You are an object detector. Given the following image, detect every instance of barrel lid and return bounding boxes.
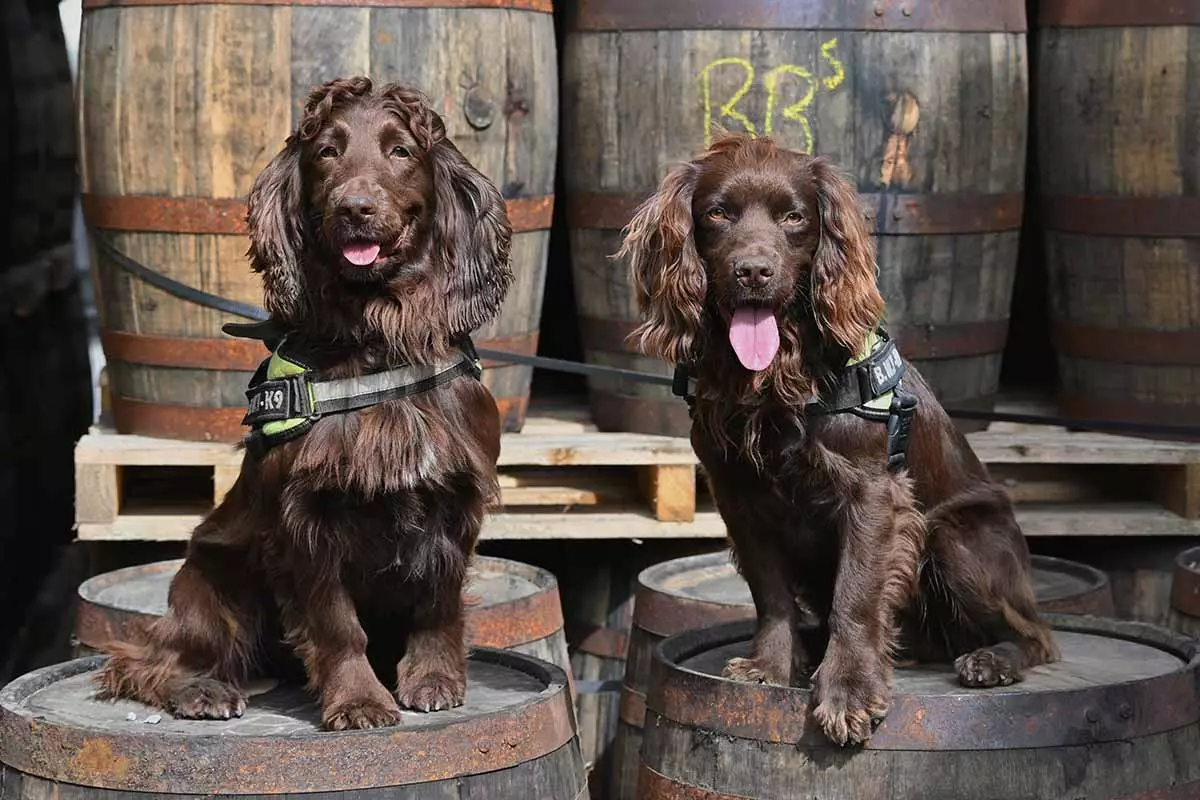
[0,649,575,793]
[1029,553,1110,604]
[633,552,754,636]
[647,615,1200,751]
[75,555,563,650]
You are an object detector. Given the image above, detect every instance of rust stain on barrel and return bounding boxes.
[70,739,131,781]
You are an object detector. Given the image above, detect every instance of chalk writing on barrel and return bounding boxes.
[699,38,847,153]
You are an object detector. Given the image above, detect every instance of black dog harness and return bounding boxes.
[672,327,919,471]
[222,320,483,459]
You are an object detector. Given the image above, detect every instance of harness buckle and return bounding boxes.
[886,385,919,472]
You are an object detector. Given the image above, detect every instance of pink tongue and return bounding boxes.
[728,306,780,371]
[342,243,381,266]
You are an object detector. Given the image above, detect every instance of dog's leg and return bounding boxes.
[722,524,807,686]
[93,499,262,718]
[925,504,1060,688]
[393,487,479,712]
[274,560,403,731]
[812,475,925,747]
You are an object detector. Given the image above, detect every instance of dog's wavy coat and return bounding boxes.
[93,77,513,731]
[618,133,1058,746]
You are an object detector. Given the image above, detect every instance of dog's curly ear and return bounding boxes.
[616,161,705,364]
[246,139,306,324]
[809,158,884,354]
[430,134,514,335]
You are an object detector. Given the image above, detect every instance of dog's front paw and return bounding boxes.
[722,656,788,686]
[811,664,891,747]
[955,646,1021,688]
[323,696,403,731]
[164,677,247,720]
[396,671,466,712]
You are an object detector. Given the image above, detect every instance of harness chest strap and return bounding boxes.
[224,322,483,457]
[671,327,918,471]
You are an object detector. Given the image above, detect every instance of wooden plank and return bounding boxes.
[76,418,1200,471]
[212,465,241,507]
[73,463,120,526]
[638,464,697,522]
[74,424,702,467]
[1155,463,1200,519]
[73,503,1200,543]
[967,431,1200,464]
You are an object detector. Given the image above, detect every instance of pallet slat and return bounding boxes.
[73,402,1200,542]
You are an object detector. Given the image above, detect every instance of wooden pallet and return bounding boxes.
[74,398,1200,542]
[74,404,699,541]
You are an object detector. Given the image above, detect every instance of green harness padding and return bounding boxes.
[672,326,918,471]
[223,320,483,458]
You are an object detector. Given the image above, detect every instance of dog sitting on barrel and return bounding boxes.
[91,76,513,731]
[617,133,1059,747]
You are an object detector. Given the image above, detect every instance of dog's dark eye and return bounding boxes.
[318,146,339,159]
[391,145,411,159]
[783,211,806,225]
[707,207,727,220]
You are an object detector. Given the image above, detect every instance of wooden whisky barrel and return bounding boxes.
[79,0,557,441]
[1170,544,1200,638]
[0,650,586,799]
[563,0,1027,436]
[1036,4,1200,437]
[639,615,1200,799]
[1031,553,1115,616]
[609,550,1116,800]
[74,555,574,689]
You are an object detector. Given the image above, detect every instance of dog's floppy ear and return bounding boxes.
[246,139,306,324]
[246,77,377,325]
[809,157,884,354]
[429,132,514,335]
[617,161,706,364]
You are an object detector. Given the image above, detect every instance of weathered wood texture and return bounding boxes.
[638,615,1200,799]
[71,554,576,693]
[0,651,586,799]
[78,2,557,442]
[562,2,1028,436]
[609,550,1114,800]
[552,540,720,799]
[1036,12,1200,438]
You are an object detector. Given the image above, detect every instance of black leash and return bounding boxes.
[94,233,1200,440]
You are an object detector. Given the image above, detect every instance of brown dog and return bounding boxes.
[93,77,513,731]
[618,133,1059,747]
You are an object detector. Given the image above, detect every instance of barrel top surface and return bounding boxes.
[648,616,1200,750]
[641,552,751,607]
[78,555,552,615]
[1029,554,1108,603]
[0,650,574,793]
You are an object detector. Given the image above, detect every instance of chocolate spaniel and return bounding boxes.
[93,77,513,730]
[618,134,1059,746]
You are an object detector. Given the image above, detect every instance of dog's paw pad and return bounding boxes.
[164,678,247,720]
[812,694,887,747]
[397,673,465,713]
[323,698,402,731]
[955,648,1019,688]
[723,657,767,684]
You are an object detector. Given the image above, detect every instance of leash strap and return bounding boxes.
[99,235,1200,439]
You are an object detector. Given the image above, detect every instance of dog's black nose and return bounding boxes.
[734,260,775,288]
[339,195,378,221]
